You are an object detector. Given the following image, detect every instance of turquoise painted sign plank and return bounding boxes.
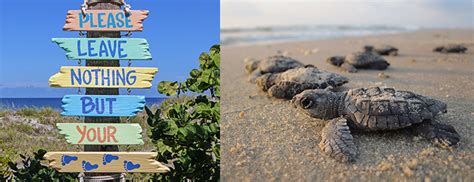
[57,123,144,145]
[52,38,152,60]
[61,95,145,117]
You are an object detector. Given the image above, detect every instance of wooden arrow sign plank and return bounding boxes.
[56,123,143,145]
[63,10,149,31]
[44,152,170,173]
[52,38,152,60]
[61,95,145,117]
[49,66,158,88]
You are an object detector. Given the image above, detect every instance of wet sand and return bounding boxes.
[221,29,474,181]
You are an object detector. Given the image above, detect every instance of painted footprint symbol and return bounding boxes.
[61,155,78,166]
[82,160,99,172]
[102,154,119,165]
[123,160,140,171]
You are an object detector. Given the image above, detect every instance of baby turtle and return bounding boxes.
[291,87,460,162]
[255,67,349,99]
[327,49,390,73]
[433,44,467,53]
[244,55,311,83]
[365,45,399,56]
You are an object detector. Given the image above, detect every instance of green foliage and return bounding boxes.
[0,140,16,180]
[147,45,220,181]
[158,44,220,97]
[3,149,76,182]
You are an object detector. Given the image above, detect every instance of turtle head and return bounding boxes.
[291,89,338,119]
[363,45,374,52]
[326,56,345,66]
[244,58,261,74]
[255,73,274,91]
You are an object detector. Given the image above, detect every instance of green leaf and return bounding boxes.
[144,106,154,117]
[158,81,179,96]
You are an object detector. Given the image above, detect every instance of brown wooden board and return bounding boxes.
[63,10,149,31]
[44,152,170,173]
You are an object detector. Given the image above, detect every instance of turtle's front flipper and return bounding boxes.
[268,81,303,99]
[340,63,358,73]
[319,118,357,162]
[412,120,460,148]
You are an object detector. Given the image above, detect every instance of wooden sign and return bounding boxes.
[63,10,149,31]
[52,38,152,60]
[49,66,157,88]
[61,95,145,117]
[44,152,170,173]
[57,123,143,145]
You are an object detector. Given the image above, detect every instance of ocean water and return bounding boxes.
[0,98,167,110]
[221,25,419,46]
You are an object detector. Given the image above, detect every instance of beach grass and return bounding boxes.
[0,106,160,162]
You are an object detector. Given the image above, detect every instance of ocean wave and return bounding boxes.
[221,24,419,46]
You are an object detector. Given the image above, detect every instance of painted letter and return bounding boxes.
[99,40,109,57]
[107,13,116,28]
[107,126,118,143]
[79,13,89,28]
[97,13,106,28]
[76,125,87,144]
[88,40,97,57]
[81,96,95,114]
[116,12,125,28]
[77,40,87,56]
[118,40,128,58]
[106,98,117,114]
[95,98,105,114]
[90,13,97,28]
[70,68,82,86]
[108,40,117,57]
[97,127,107,143]
[83,69,92,85]
[126,70,137,85]
[125,16,133,28]
[86,128,97,141]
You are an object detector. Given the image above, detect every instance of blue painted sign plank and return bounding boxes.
[61,95,145,117]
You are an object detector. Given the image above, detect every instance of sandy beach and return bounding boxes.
[221,29,474,181]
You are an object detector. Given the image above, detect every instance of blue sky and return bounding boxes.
[0,0,219,98]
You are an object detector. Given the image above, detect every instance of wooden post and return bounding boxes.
[84,0,123,180]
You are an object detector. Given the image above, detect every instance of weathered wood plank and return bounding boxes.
[49,66,158,88]
[44,152,170,173]
[56,123,143,145]
[61,95,145,117]
[63,10,149,31]
[52,38,152,60]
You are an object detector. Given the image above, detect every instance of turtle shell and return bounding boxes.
[258,55,305,74]
[344,87,447,131]
[345,52,387,67]
[273,67,349,87]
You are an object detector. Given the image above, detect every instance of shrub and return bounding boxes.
[146,45,220,181]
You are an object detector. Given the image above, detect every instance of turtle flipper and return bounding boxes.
[268,81,303,99]
[248,70,262,83]
[413,120,460,148]
[319,118,357,162]
[340,63,358,73]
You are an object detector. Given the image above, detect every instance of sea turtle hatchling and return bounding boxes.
[255,67,349,99]
[367,45,399,56]
[244,55,311,83]
[433,44,467,53]
[291,87,460,162]
[327,48,390,73]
